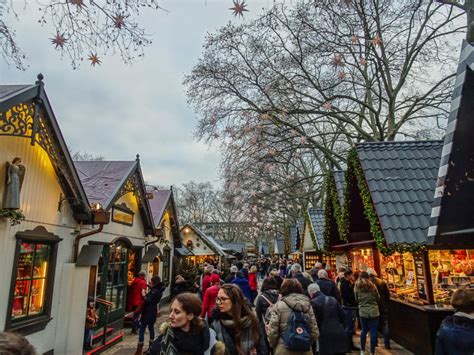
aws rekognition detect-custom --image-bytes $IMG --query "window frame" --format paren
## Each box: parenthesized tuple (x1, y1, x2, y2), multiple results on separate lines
(5, 227, 61, 335)
(162, 246, 171, 284)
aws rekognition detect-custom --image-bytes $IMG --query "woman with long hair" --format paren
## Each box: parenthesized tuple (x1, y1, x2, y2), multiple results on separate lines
(149, 293, 224, 355)
(354, 271, 380, 355)
(211, 284, 268, 355)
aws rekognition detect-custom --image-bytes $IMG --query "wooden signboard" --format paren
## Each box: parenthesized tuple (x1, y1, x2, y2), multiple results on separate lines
(112, 204, 134, 226)
(413, 254, 429, 302)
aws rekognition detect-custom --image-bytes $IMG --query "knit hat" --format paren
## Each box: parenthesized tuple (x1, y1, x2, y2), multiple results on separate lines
(211, 274, 221, 283)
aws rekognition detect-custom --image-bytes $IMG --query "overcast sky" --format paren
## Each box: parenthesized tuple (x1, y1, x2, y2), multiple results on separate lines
(1, 0, 274, 187)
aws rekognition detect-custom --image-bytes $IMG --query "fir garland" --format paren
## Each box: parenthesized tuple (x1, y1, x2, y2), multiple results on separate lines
(345, 149, 427, 256)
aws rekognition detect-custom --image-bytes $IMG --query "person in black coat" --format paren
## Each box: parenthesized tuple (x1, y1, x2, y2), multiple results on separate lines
(308, 283, 348, 355)
(225, 265, 238, 284)
(436, 288, 474, 355)
(290, 263, 311, 295)
(136, 276, 165, 353)
(255, 277, 279, 353)
(339, 270, 360, 351)
(316, 269, 342, 304)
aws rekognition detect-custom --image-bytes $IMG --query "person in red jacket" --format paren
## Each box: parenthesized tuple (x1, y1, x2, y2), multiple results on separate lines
(200, 273, 221, 323)
(248, 265, 258, 303)
(128, 270, 147, 334)
(201, 265, 214, 296)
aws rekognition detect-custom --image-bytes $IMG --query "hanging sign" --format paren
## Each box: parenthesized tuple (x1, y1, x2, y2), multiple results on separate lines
(413, 254, 429, 301)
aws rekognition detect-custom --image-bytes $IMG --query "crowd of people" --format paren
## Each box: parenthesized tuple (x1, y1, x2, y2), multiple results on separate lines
(124, 257, 474, 355)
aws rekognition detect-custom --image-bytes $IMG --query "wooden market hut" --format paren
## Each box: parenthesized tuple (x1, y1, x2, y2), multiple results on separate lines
(0, 76, 95, 354)
(302, 208, 325, 271)
(342, 140, 448, 354)
(146, 188, 182, 301)
(180, 223, 225, 267)
(74, 157, 156, 336)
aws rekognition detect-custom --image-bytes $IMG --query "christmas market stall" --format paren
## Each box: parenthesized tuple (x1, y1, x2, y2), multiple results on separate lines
(180, 224, 225, 267)
(0, 76, 96, 354)
(343, 140, 449, 354)
(74, 156, 156, 334)
(302, 208, 325, 272)
(321, 170, 351, 271)
(272, 237, 285, 257)
(146, 188, 182, 301)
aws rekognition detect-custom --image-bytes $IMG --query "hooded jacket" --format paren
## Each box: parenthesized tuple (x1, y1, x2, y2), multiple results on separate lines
(435, 313, 474, 355)
(267, 293, 319, 355)
(232, 275, 252, 301)
(141, 283, 165, 323)
(128, 275, 147, 308)
(339, 277, 357, 308)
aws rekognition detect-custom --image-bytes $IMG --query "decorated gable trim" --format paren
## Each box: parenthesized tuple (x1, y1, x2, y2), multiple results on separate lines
(181, 224, 225, 256)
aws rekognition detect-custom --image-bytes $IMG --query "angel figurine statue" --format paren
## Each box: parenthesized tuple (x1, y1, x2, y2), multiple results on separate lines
(3, 157, 26, 210)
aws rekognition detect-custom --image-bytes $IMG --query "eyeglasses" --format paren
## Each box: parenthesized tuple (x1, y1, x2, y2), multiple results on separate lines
(215, 297, 230, 304)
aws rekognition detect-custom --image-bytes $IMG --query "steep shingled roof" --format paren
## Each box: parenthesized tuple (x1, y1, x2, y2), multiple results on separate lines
(333, 170, 346, 207)
(308, 208, 325, 249)
(356, 140, 443, 245)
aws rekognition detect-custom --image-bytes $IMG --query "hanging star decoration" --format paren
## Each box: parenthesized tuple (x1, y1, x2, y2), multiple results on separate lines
(359, 57, 367, 65)
(88, 53, 102, 66)
(113, 14, 125, 29)
(337, 71, 346, 80)
(70, 0, 86, 8)
(323, 101, 332, 110)
(230, 0, 249, 17)
(350, 35, 359, 43)
(332, 53, 344, 67)
(51, 33, 67, 49)
(371, 35, 382, 46)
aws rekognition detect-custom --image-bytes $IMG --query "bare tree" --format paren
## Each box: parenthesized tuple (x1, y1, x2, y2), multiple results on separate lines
(437, 0, 474, 42)
(71, 150, 105, 161)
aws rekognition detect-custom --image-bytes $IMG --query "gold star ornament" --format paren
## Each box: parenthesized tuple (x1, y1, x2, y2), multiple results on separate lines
(88, 53, 102, 66)
(51, 33, 67, 49)
(230, 0, 249, 17)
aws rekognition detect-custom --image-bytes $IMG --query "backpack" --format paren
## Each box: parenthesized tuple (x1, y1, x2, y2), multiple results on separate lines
(260, 294, 275, 332)
(282, 299, 312, 351)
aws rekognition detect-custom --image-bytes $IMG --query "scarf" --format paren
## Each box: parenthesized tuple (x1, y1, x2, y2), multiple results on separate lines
(213, 316, 256, 355)
(159, 325, 210, 355)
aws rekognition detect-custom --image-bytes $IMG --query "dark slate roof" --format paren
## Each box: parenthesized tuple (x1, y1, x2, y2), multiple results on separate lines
(0, 85, 35, 101)
(215, 240, 246, 253)
(333, 170, 346, 206)
(356, 140, 443, 245)
(308, 208, 325, 249)
(259, 242, 270, 255)
(274, 238, 285, 254)
(74, 161, 136, 207)
(289, 224, 298, 252)
(148, 190, 172, 226)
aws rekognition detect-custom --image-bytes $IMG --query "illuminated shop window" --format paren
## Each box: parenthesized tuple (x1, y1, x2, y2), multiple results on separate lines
(12, 243, 51, 320)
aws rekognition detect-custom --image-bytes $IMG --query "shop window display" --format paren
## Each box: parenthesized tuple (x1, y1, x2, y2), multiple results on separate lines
(304, 252, 319, 271)
(12, 242, 51, 320)
(351, 248, 374, 272)
(428, 249, 474, 306)
(380, 253, 422, 304)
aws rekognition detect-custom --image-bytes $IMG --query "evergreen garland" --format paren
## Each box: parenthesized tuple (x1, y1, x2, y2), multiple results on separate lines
(345, 149, 427, 256)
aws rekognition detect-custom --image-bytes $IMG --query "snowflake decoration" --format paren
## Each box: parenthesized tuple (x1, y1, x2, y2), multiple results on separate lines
(299, 136, 307, 145)
(350, 35, 359, 43)
(51, 33, 67, 49)
(88, 53, 102, 66)
(323, 101, 332, 110)
(337, 71, 346, 80)
(359, 57, 367, 65)
(113, 14, 126, 29)
(230, 1, 249, 17)
(332, 53, 344, 67)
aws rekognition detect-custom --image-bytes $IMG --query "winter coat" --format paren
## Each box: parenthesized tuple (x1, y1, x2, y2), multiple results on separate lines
(272, 275, 283, 290)
(339, 277, 357, 308)
(210, 309, 268, 355)
(172, 281, 186, 296)
(354, 287, 380, 319)
(248, 273, 258, 292)
(85, 306, 98, 330)
(128, 275, 147, 308)
(255, 289, 279, 332)
(310, 291, 348, 355)
(267, 293, 319, 355)
(141, 283, 165, 323)
(316, 278, 342, 304)
(370, 276, 390, 317)
(202, 274, 213, 295)
(232, 275, 252, 301)
(293, 272, 311, 295)
(435, 313, 474, 355)
(150, 321, 225, 355)
(201, 284, 220, 318)
(224, 273, 236, 284)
